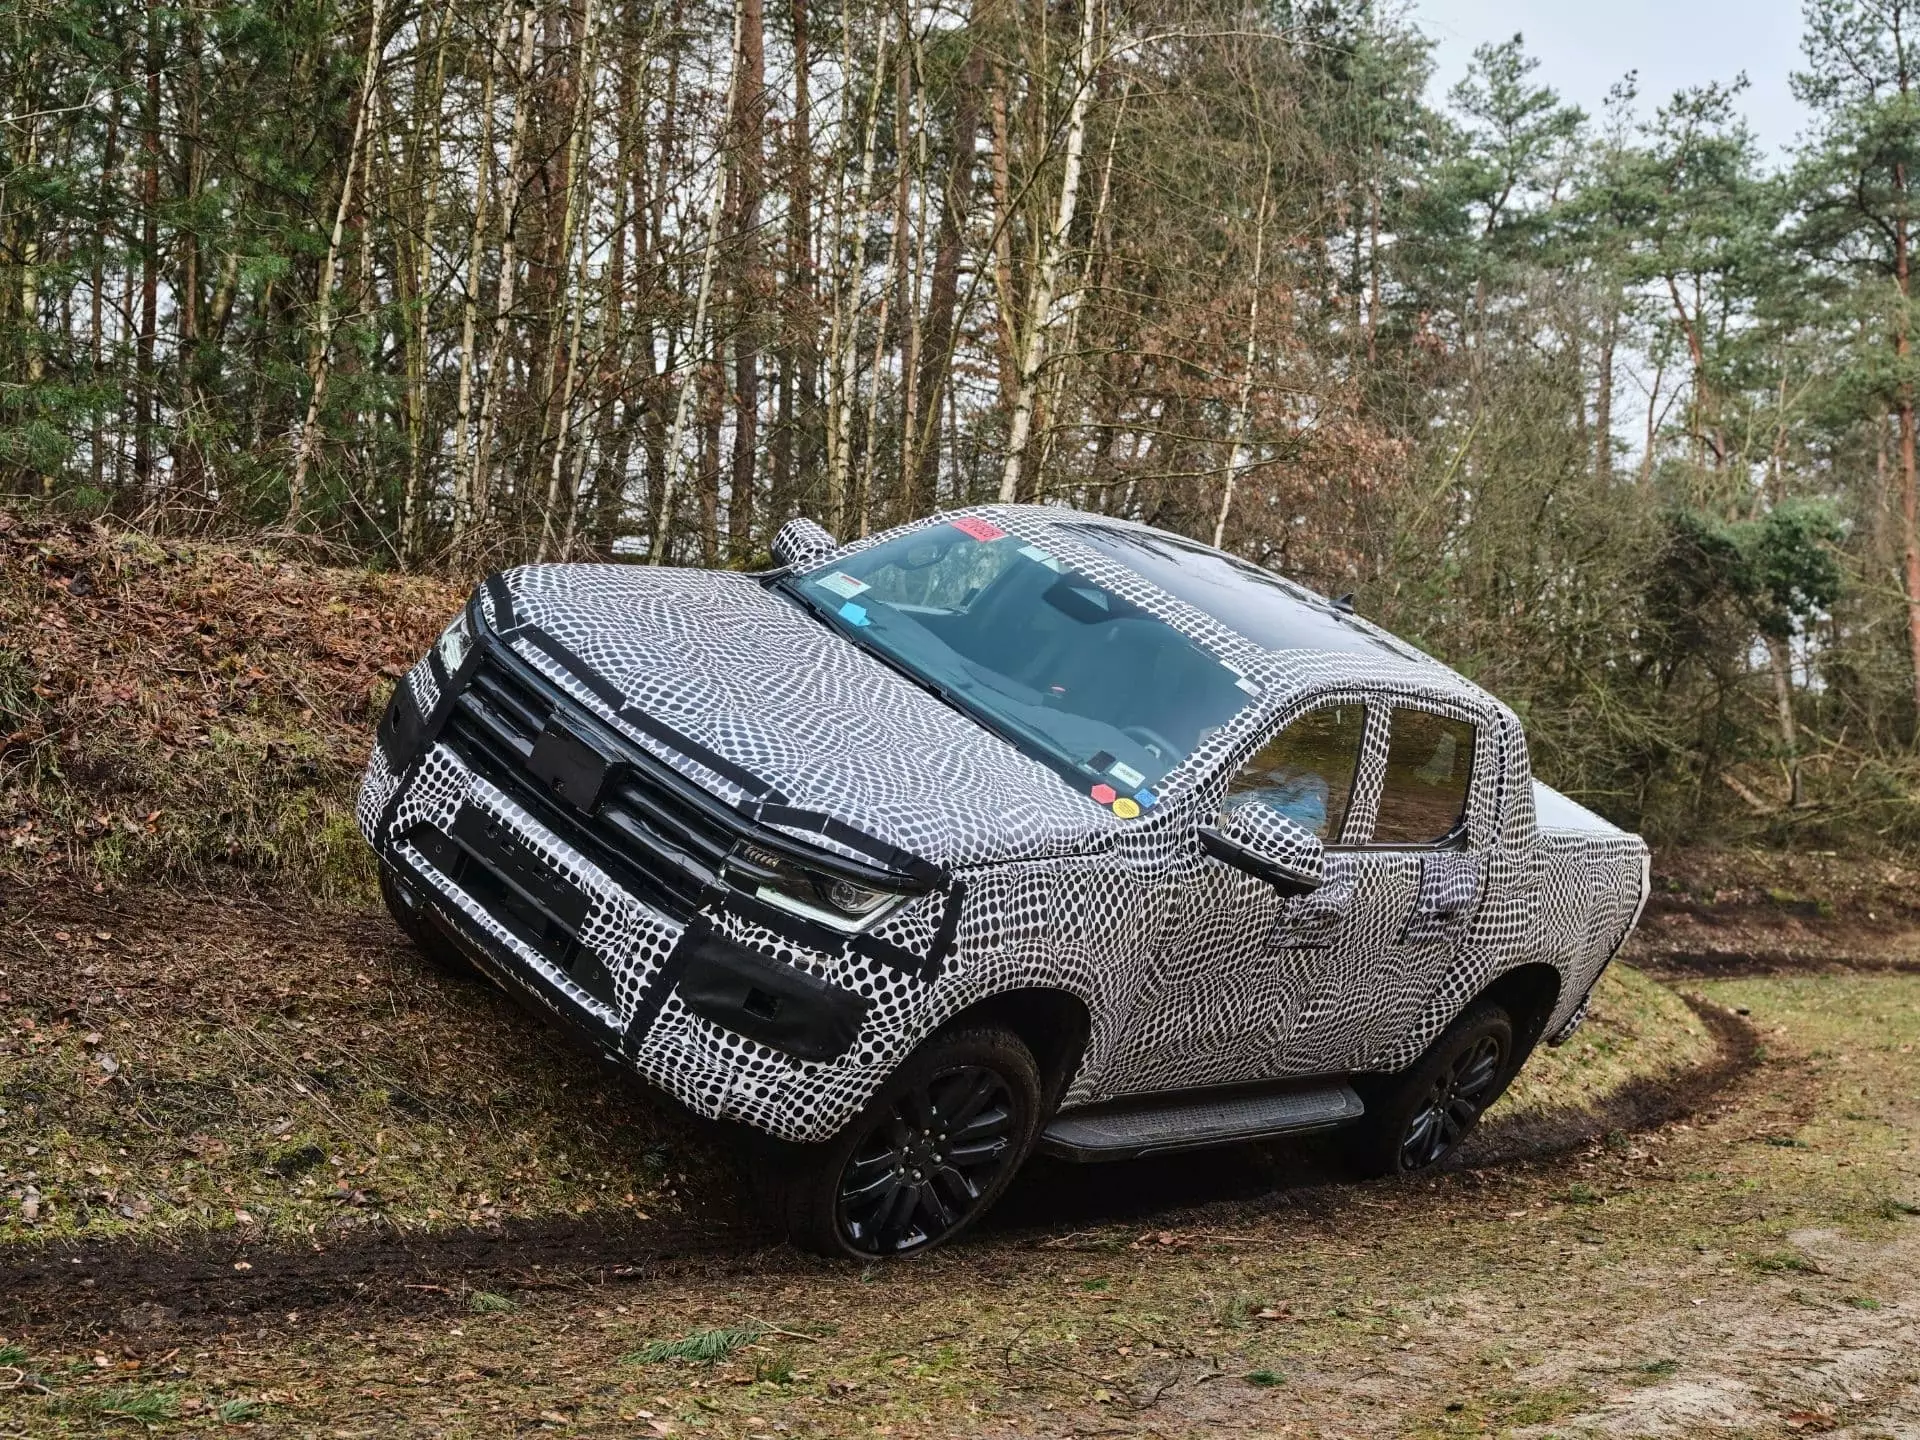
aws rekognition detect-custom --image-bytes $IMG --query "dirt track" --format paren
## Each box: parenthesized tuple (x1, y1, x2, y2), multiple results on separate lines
(2, 885, 1917, 1437)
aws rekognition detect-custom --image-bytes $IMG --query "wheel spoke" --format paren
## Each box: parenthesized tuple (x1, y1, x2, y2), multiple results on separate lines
(933, 1163, 982, 1205)
(942, 1069, 1003, 1132)
(879, 1180, 919, 1243)
(916, 1176, 956, 1232)
(943, 1135, 1009, 1168)
(948, 1104, 1011, 1144)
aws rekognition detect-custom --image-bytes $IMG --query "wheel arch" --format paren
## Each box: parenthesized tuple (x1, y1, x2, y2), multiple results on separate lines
(938, 986, 1092, 1112)
(1474, 961, 1565, 1057)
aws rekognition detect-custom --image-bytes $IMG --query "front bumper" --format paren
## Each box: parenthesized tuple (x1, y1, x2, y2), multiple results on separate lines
(359, 585, 958, 1143)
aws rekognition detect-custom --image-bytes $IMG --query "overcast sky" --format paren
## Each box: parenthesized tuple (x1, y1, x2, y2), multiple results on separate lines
(1411, 0, 1811, 161)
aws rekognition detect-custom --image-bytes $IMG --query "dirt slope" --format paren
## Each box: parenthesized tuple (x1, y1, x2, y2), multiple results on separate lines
(0, 511, 461, 898)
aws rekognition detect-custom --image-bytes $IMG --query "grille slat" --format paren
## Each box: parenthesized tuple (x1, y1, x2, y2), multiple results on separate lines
(440, 645, 734, 921)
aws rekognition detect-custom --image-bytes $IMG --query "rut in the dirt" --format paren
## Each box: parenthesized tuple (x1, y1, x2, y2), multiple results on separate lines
(0, 997, 1759, 1342)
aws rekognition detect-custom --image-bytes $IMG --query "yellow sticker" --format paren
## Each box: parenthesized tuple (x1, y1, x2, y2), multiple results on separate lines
(1111, 797, 1141, 819)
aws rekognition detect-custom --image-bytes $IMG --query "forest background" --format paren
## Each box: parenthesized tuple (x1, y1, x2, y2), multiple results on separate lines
(2, 0, 1918, 848)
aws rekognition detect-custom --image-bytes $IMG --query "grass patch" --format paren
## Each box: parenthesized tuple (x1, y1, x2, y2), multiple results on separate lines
(0, 1343, 26, 1366)
(1245, 1369, 1284, 1386)
(1638, 1358, 1679, 1377)
(624, 1326, 764, 1366)
(1494, 964, 1716, 1118)
(82, 1385, 181, 1422)
(753, 1351, 796, 1385)
(215, 1398, 265, 1422)
(469, 1291, 516, 1313)
(1750, 1250, 1822, 1274)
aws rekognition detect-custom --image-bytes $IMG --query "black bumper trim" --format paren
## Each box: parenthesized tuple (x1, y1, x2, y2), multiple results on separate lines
(674, 928, 871, 1063)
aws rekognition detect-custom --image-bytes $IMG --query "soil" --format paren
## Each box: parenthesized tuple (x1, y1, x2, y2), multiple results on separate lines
(2, 860, 1917, 1436)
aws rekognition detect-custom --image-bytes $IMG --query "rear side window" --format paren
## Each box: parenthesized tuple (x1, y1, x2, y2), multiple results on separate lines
(1372, 707, 1476, 845)
(1225, 703, 1366, 840)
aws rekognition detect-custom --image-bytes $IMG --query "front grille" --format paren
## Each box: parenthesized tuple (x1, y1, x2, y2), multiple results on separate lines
(440, 643, 736, 921)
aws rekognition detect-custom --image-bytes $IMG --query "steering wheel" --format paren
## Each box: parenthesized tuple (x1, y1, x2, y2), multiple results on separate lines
(1121, 725, 1178, 761)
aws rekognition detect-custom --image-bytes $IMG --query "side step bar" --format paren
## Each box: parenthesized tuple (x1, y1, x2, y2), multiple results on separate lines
(1038, 1082, 1364, 1163)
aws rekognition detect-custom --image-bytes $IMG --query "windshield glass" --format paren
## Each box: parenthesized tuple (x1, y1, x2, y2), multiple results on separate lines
(782, 517, 1257, 806)
(1062, 522, 1398, 658)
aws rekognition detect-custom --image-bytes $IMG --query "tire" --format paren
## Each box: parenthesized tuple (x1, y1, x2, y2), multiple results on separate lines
(378, 864, 474, 976)
(1344, 1000, 1515, 1179)
(760, 1025, 1044, 1259)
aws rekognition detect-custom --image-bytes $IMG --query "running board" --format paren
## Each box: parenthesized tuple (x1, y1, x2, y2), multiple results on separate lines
(1039, 1082, 1365, 1163)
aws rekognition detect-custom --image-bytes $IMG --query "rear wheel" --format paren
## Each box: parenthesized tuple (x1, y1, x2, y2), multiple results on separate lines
(764, 1026, 1043, 1259)
(378, 865, 473, 976)
(1345, 1001, 1515, 1178)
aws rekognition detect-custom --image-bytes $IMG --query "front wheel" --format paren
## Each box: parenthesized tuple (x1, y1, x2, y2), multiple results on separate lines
(379, 864, 474, 977)
(761, 1026, 1043, 1259)
(1344, 1001, 1515, 1178)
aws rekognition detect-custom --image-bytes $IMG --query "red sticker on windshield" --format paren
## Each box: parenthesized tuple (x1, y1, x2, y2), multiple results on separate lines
(951, 516, 1007, 543)
(1090, 784, 1117, 806)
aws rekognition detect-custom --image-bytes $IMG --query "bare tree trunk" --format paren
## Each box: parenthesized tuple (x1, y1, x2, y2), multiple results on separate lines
(470, 6, 540, 546)
(770, 0, 813, 526)
(538, 0, 603, 559)
(400, 0, 454, 564)
(725, 0, 765, 562)
(1595, 293, 1616, 483)
(648, 0, 743, 562)
(908, 37, 983, 518)
(1212, 167, 1270, 550)
(823, 10, 891, 535)
(135, 1, 161, 499)
(998, 0, 1100, 504)
(451, 12, 509, 554)
(287, 0, 389, 527)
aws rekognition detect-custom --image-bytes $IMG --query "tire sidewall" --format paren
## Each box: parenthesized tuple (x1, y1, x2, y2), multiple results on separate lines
(1351, 1001, 1515, 1178)
(778, 1025, 1044, 1260)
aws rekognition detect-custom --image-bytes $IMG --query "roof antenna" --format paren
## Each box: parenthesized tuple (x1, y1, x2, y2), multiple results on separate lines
(1332, 593, 1357, 614)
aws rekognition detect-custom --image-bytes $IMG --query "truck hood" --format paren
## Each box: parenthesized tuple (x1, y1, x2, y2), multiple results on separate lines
(495, 563, 1114, 870)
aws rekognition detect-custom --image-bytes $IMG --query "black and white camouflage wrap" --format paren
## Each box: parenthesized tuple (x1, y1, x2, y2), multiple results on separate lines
(357, 505, 1650, 1144)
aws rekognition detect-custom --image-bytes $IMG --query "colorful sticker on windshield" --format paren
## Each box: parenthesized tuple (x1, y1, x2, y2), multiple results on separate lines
(839, 602, 871, 627)
(1109, 759, 1146, 789)
(1090, 783, 1117, 806)
(815, 570, 870, 600)
(1134, 787, 1158, 809)
(951, 516, 1008, 543)
(1018, 543, 1064, 572)
(1111, 797, 1141, 819)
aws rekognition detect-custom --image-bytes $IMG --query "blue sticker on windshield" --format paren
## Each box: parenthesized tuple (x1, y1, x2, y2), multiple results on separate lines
(840, 602, 870, 627)
(1134, 787, 1157, 809)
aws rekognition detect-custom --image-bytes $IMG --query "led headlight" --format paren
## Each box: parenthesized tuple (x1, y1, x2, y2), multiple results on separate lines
(435, 610, 474, 675)
(731, 844, 906, 933)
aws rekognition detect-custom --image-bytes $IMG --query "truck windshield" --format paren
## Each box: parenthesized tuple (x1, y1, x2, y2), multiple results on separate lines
(779, 517, 1257, 804)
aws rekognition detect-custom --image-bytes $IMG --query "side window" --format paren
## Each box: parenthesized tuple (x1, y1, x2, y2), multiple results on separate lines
(1224, 703, 1365, 841)
(1372, 707, 1476, 845)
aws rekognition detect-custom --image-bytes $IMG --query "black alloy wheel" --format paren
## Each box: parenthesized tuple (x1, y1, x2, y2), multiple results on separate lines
(763, 1025, 1043, 1259)
(1345, 1000, 1516, 1178)
(1399, 1031, 1504, 1170)
(836, 1062, 1019, 1255)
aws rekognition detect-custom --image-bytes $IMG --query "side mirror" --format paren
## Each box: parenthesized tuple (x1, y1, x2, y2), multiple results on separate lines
(771, 517, 838, 572)
(1198, 800, 1325, 897)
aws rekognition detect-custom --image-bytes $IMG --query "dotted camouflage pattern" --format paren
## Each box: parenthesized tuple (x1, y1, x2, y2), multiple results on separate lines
(357, 505, 1650, 1144)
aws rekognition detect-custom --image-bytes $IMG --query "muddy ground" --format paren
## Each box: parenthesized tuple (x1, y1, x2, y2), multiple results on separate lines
(1, 874, 1917, 1437)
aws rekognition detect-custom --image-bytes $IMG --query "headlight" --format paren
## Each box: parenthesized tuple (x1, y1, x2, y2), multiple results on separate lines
(731, 844, 906, 933)
(435, 611, 473, 675)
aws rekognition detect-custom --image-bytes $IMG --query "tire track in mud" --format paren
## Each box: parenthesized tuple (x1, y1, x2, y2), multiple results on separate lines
(0, 997, 1762, 1341)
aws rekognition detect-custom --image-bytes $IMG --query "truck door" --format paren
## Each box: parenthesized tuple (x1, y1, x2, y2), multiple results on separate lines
(1114, 698, 1375, 1096)
(1275, 701, 1491, 1077)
